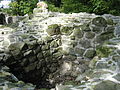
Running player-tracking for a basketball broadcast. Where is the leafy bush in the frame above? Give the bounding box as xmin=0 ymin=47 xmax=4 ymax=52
xmin=47 ymin=3 xmax=63 ymax=12
xmin=1 ymin=0 xmax=120 ymax=16
xmin=7 ymin=0 xmax=38 ymax=16
xmin=48 ymin=0 xmax=120 ymax=16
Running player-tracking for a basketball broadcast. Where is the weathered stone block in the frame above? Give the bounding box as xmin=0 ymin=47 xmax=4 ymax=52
xmin=91 ymin=26 xmax=103 ymax=33
xmin=95 ymin=32 xmax=114 ymax=43
xmin=26 ymin=40 xmax=39 ymax=49
xmin=36 ymin=59 xmax=44 ymax=69
xmin=106 ymin=19 xmax=115 ymax=25
xmin=93 ymin=80 xmax=118 ymax=90
xmin=84 ymin=49 xmax=96 ymax=58
xmin=105 ymin=26 xmax=114 ymax=33
xmin=8 ymin=42 xmax=28 ymax=51
xmin=50 ymin=40 xmax=58 ymax=48
xmin=74 ymin=47 xmax=85 ymax=56
xmin=112 ymin=55 xmax=120 ymax=62
xmin=60 ymin=26 xmax=73 ymax=35
xmin=37 ymin=52 xmax=43 ymax=59
xmin=24 ymin=50 xmax=33 ymax=57
xmin=62 ymin=54 xmax=77 ymax=61
xmin=92 ymin=17 xmax=107 ymax=27
xmin=96 ymin=61 xmax=108 ymax=69
xmin=81 ymin=24 xmax=91 ymax=32
xmin=43 ymin=50 xmax=51 ymax=57
xmin=20 ymin=58 xmax=29 ymax=66
xmin=28 ymin=56 xmax=37 ymax=63
xmin=53 ymin=52 xmax=63 ymax=59
xmin=46 ymin=24 xmax=60 ymax=36
xmin=96 ymin=45 xmax=113 ymax=58
xmin=41 ymin=44 xmax=50 ymax=51
xmin=85 ymin=32 xmax=95 ymax=39
xmin=33 ymin=46 xmax=41 ymax=54
xmin=73 ymin=28 xmax=84 ymax=38
xmin=24 ymin=62 xmax=37 ymax=72
xmin=79 ymin=39 xmax=91 ymax=48
xmin=43 ymin=36 xmax=53 ymax=43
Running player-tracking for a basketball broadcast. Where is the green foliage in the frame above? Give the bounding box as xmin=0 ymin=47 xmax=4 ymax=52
xmin=1 ymin=0 xmax=120 ymax=16
xmin=61 ymin=0 xmax=92 ymax=13
xmin=90 ymin=0 xmax=109 ymax=14
xmin=5 ymin=0 xmax=38 ymax=16
xmin=48 ymin=0 xmax=120 ymax=16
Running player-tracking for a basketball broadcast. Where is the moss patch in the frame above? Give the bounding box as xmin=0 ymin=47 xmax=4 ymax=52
xmin=96 ymin=45 xmax=113 ymax=58
xmin=46 ymin=24 xmax=60 ymax=36
xmin=60 ymin=26 xmax=73 ymax=35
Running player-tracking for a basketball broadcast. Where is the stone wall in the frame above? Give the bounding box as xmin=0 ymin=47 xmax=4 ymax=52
xmin=0 ymin=8 xmax=120 ymax=89
xmin=0 ymin=12 xmax=28 ymax=25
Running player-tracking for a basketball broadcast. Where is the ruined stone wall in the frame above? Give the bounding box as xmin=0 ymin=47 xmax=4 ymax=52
xmin=0 ymin=8 xmax=120 ymax=89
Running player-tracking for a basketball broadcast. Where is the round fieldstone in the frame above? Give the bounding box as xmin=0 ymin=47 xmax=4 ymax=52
xmin=90 ymin=26 xmax=103 ymax=34
xmin=74 ymin=47 xmax=85 ymax=56
xmin=50 ymin=40 xmax=58 ymax=48
xmin=46 ymin=24 xmax=60 ymax=36
xmin=95 ymin=32 xmax=114 ymax=43
xmin=106 ymin=19 xmax=115 ymax=25
xmin=60 ymin=26 xmax=73 ymax=35
xmin=93 ymin=80 xmax=117 ymax=90
xmin=113 ymin=73 xmax=120 ymax=81
xmin=79 ymin=39 xmax=91 ymax=48
xmin=105 ymin=26 xmax=114 ymax=33
xmin=85 ymin=32 xmax=95 ymax=39
xmin=92 ymin=17 xmax=107 ymax=27
xmin=73 ymin=28 xmax=84 ymax=38
xmin=112 ymin=55 xmax=120 ymax=62
xmin=84 ymin=49 xmax=96 ymax=59
xmin=81 ymin=24 xmax=91 ymax=32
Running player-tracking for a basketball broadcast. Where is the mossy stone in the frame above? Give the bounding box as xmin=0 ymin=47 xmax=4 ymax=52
xmin=41 ymin=44 xmax=50 ymax=51
xmin=84 ymin=49 xmax=96 ymax=59
xmin=96 ymin=45 xmax=113 ymax=58
xmin=70 ymin=35 xmax=75 ymax=40
xmin=85 ymin=32 xmax=95 ymax=39
xmin=112 ymin=55 xmax=120 ymax=62
xmin=113 ymin=73 xmax=120 ymax=81
xmin=93 ymin=80 xmax=116 ymax=90
xmin=46 ymin=24 xmax=60 ymax=36
xmin=96 ymin=61 xmax=108 ymax=69
xmin=81 ymin=24 xmax=91 ymax=32
xmin=89 ymin=56 xmax=98 ymax=68
xmin=75 ymin=47 xmax=85 ymax=56
xmin=92 ymin=17 xmax=107 ymax=27
xmin=63 ymin=54 xmax=77 ymax=61
xmin=79 ymin=39 xmax=91 ymax=48
xmin=91 ymin=26 xmax=102 ymax=33
xmin=106 ymin=19 xmax=115 ymax=25
xmin=95 ymin=32 xmax=114 ymax=43
xmin=73 ymin=28 xmax=84 ymax=38
xmin=8 ymin=42 xmax=28 ymax=51
xmin=53 ymin=52 xmax=63 ymax=59
xmin=43 ymin=36 xmax=53 ymax=43
xmin=105 ymin=26 xmax=114 ymax=33
xmin=50 ymin=40 xmax=58 ymax=48
xmin=60 ymin=26 xmax=73 ymax=35
xmin=43 ymin=50 xmax=51 ymax=57
xmin=24 ymin=62 xmax=37 ymax=72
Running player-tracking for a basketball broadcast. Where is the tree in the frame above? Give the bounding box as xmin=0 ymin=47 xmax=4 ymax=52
xmin=9 ymin=0 xmax=38 ymax=15
xmin=61 ymin=0 xmax=91 ymax=13
xmin=2 ymin=0 xmax=120 ymax=16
